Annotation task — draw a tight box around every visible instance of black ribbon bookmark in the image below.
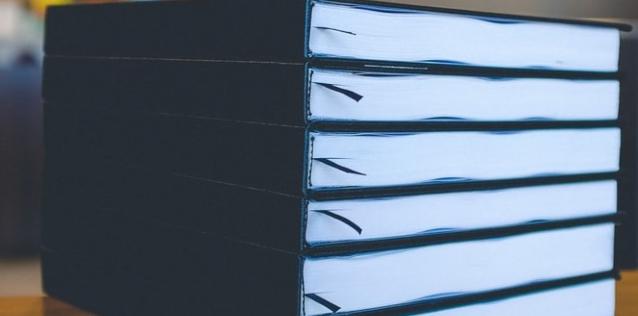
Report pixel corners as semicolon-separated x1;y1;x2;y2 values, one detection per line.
314;26;357;35
315;210;363;235
425;116;467;121
313;158;366;176
313;82;364;102
305;293;342;313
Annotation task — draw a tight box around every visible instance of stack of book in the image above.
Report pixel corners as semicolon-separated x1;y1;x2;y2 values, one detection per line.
42;1;629;315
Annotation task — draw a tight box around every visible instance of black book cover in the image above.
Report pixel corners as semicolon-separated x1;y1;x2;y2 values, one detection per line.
42;57;620;129
44;0;629;63
41;217;617;316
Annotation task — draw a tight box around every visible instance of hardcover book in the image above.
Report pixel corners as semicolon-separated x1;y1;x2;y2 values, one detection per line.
45;0;628;72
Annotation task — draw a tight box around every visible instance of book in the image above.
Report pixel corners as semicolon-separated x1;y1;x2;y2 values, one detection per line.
41;219;615;315
43;57;621;125
308;68;619;122
44;0;628;72
308;1;620;72
45;104;620;196
307;129;619;190
305;180;617;246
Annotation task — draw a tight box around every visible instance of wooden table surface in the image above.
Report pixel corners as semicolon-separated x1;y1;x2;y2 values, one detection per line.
617;270;638;316
1;271;638;315
0;297;91;316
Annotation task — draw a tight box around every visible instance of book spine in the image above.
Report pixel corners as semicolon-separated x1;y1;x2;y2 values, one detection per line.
42;57;308;126
43;225;235;315
44;0;308;62
218;239;302;315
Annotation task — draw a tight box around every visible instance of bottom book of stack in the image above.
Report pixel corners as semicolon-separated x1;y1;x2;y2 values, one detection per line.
42;205;616;315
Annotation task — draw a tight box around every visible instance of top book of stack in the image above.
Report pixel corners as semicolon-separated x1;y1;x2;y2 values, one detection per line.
45;0;630;73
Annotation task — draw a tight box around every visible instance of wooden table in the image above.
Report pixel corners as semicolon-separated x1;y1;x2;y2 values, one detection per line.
0;297;91;316
618;270;638;316
2;271;638;315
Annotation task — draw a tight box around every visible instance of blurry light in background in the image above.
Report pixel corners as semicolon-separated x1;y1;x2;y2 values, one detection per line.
29;0;73;18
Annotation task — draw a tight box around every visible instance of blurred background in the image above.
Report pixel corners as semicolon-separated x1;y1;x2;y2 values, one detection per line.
0;0;130;297
0;0;637;301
